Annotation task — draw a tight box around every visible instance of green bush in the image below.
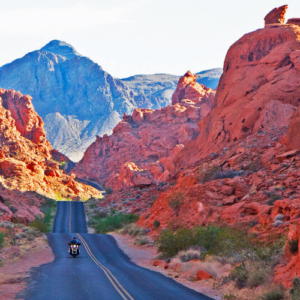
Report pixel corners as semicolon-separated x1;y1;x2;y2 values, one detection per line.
153;220;160;229
0;232;5;249
156;225;250;258
95;213;139;234
258;288;284;300
30;215;49;233
105;187;113;194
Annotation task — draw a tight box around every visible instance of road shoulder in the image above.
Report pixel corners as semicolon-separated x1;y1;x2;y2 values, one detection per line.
111;233;222;300
0;235;54;300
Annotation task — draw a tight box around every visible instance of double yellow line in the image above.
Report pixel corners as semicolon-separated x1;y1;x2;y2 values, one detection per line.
76;233;134;300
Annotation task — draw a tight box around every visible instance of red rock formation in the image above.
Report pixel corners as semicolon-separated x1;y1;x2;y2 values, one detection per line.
171;71;215;119
287;18;300;26
0;88;102;223
264;5;288;26
175;18;300;169
74;74;215;189
93;6;300;290
283;107;300;150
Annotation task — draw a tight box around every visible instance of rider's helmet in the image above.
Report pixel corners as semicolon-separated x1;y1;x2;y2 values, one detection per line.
73;236;77;240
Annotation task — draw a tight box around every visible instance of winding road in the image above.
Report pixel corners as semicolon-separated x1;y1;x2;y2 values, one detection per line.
18;201;213;300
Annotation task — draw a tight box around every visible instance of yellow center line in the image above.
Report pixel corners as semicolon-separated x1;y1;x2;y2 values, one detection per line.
69;202;72;233
76;233;134;300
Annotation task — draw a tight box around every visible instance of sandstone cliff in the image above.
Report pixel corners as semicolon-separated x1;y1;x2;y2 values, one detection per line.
0;88;102;223
74;71;216;188
90;6;300;289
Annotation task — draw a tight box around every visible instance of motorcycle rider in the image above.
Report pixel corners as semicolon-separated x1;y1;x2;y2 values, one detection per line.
68;236;81;254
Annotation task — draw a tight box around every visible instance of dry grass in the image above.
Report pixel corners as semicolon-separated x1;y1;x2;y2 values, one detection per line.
119;223;145;236
178;249;201;262
169;255;231;279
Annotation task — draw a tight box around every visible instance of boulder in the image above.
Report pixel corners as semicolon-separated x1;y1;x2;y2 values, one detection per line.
196;270;213;280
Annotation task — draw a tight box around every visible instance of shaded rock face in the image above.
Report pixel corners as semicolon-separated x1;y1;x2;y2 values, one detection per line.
74;71;214;189
121;69;222;109
264;5;288;26
284;106;300;150
0;88;102;223
0;40;136;161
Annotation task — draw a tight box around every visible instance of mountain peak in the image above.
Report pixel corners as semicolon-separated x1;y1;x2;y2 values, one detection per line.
40;40;80;59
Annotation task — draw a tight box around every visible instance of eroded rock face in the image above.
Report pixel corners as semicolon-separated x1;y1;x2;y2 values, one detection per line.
0;88;102;223
172;71;215;115
287;18;300;26
175;20;300;169
74;72;215;189
264;5;288;26
284;106;300;150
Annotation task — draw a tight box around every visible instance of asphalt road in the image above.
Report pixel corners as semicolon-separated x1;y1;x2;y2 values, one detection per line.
18;201;213;300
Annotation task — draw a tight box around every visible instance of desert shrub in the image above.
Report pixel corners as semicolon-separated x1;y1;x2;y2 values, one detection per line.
202;167;243;183
290;278;300;300
213;169;244;180
156;225;250;259
121;223;144;236
0;232;4;249
179;249;201;262
289;239;299;254
156;227;195;257
95;213;139;234
224;295;237;300
230;267;248;289
258;288;284;300
153;220;160;229
266;193;283;206
104;187;113;194
168;192;185;216
247;270;266;288
135;237;150;245
30;215;49;233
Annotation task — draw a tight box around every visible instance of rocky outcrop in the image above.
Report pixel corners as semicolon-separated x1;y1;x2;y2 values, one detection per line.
171;71;215;115
0;88;102;223
175;12;300;169
264;5;288;26
121;69;222;109
287;18;300;26
0;40;136;161
74;71;215;189
0;41;221;161
284;107;300;150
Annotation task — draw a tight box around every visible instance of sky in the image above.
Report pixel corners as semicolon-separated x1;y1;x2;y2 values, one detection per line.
1;0;300;78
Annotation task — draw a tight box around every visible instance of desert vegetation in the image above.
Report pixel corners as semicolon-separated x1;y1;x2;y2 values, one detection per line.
155;224;287;299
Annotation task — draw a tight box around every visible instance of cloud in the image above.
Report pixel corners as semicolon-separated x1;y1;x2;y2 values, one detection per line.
0;2;139;37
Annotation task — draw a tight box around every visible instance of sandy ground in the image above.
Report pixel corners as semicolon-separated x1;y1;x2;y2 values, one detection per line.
0;236;55;300
111;233;224;300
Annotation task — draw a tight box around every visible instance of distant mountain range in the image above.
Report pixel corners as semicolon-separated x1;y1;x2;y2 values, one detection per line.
0;40;222;161
121;69;222;109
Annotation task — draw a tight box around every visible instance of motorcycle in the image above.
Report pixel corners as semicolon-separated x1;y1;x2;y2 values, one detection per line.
69;244;80;258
